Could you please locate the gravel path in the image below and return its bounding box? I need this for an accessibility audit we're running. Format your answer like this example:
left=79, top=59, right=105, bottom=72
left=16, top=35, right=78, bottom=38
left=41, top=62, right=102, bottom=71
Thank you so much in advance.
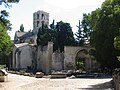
left=0, top=73, right=114, bottom=90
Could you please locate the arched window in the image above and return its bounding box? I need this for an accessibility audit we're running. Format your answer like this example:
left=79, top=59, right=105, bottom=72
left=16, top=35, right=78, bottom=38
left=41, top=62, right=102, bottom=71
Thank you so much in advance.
left=41, top=13, right=44, bottom=19
left=37, top=14, right=39, bottom=19
left=37, top=21, right=39, bottom=27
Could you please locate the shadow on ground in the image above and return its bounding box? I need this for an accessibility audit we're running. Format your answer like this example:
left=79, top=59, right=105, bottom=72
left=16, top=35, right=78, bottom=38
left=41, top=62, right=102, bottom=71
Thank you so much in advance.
left=78, top=80, right=114, bottom=90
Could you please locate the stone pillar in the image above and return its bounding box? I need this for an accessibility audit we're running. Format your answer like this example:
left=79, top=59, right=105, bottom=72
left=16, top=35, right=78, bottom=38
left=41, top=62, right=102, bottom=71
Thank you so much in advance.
left=46, top=42, right=53, bottom=74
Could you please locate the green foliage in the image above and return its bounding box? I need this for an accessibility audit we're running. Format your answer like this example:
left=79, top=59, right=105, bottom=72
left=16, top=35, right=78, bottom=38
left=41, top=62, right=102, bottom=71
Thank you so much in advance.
left=37, top=24, right=53, bottom=46
left=90, top=0, right=120, bottom=69
left=0, top=65, right=6, bottom=69
left=19, top=24, right=24, bottom=32
left=0, top=0, right=19, bottom=30
left=0, top=10, right=11, bottom=30
left=53, top=21, right=76, bottom=52
left=0, top=0, right=19, bottom=65
left=76, top=14, right=92, bottom=45
left=75, top=20, right=84, bottom=45
left=114, top=36, right=120, bottom=50
left=0, top=23, right=13, bottom=64
left=117, top=56, right=120, bottom=62
left=81, top=14, right=92, bottom=42
left=76, top=58, right=85, bottom=69
left=37, top=20, right=76, bottom=52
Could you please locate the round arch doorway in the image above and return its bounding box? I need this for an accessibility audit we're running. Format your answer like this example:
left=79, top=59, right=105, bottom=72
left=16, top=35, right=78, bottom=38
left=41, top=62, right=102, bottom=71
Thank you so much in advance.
left=75, top=49, right=88, bottom=70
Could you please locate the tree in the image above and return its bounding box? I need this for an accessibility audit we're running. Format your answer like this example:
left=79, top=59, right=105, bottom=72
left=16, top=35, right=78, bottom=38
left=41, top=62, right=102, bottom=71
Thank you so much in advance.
left=50, top=19, right=55, bottom=30
left=90, top=0, right=120, bottom=69
left=75, top=20, right=84, bottom=46
left=54, top=21, right=76, bottom=52
left=0, top=0, right=19, bottom=4
left=76, top=14, right=92, bottom=46
left=37, top=20, right=76, bottom=52
left=0, top=0, right=19, bottom=30
left=0, top=0, right=19, bottom=65
left=0, top=23, right=13, bottom=64
left=81, top=14, right=92, bottom=43
left=0, top=10, right=11, bottom=30
left=114, top=37, right=120, bottom=49
left=19, top=24, right=24, bottom=32
left=114, top=29, right=120, bottom=61
left=37, top=23, right=53, bottom=46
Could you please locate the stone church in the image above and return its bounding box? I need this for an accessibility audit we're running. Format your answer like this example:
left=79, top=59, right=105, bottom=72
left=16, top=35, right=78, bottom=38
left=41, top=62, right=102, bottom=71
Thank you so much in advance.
left=11, top=10, right=99, bottom=74
left=14, top=10, right=49, bottom=44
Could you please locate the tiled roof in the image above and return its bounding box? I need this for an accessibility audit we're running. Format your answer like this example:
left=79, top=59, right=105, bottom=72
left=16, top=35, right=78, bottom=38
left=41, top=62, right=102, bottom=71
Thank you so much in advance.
left=15, top=31, right=34, bottom=39
left=21, top=32, right=34, bottom=39
left=15, top=31, right=27, bottom=38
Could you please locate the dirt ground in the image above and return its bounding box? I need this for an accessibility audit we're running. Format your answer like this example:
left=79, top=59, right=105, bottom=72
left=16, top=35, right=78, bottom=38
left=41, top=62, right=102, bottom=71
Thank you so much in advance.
left=0, top=73, right=114, bottom=90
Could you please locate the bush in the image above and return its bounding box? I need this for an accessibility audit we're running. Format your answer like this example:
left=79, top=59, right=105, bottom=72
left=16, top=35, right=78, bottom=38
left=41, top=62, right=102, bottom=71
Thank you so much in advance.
left=0, top=65, right=6, bottom=69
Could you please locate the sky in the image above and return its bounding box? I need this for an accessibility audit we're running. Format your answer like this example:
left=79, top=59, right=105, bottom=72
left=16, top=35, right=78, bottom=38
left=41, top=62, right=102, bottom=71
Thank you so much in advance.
left=4, top=0, right=105, bottom=40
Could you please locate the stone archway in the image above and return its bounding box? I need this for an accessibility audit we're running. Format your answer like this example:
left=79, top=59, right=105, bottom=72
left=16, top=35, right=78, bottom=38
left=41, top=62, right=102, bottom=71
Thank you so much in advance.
left=75, top=49, right=88, bottom=70
left=64, top=46, right=95, bottom=71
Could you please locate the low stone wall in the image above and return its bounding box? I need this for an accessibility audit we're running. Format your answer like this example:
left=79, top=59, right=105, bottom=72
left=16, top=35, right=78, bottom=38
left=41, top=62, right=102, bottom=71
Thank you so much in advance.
left=0, top=69, right=8, bottom=82
left=50, top=71, right=67, bottom=78
left=112, top=68, right=120, bottom=90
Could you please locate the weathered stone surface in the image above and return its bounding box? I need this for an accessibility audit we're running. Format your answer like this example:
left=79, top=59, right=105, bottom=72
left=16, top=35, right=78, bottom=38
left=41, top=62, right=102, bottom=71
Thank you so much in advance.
left=66, top=70, right=74, bottom=76
left=0, top=69, right=8, bottom=82
left=29, top=73, right=35, bottom=77
left=36, top=42, right=53, bottom=74
left=112, top=68, right=120, bottom=90
left=12, top=43, right=36, bottom=70
left=24, top=73, right=30, bottom=76
left=35, top=72, right=44, bottom=78
left=64, top=46, right=99, bottom=71
left=51, top=71, right=67, bottom=78
left=33, top=10, right=49, bottom=34
left=50, top=74, right=66, bottom=78
left=12, top=42, right=99, bottom=75
left=52, top=52, right=64, bottom=71
left=68, top=75, right=76, bottom=79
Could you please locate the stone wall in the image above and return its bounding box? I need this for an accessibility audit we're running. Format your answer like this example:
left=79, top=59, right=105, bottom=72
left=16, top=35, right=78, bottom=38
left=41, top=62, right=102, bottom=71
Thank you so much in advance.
left=36, top=45, right=47, bottom=73
left=52, top=52, right=64, bottom=71
left=12, top=43, right=36, bottom=70
left=36, top=42, right=53, bottom=74
left=64, top=46, right=99, bottom=71
left=64, top=46, right=90, bottom=70
left=12, top=42, right=99, bottom=74
left=19, top=45, right=35, bottom=69
left=64, top=46, right=79, bottom=70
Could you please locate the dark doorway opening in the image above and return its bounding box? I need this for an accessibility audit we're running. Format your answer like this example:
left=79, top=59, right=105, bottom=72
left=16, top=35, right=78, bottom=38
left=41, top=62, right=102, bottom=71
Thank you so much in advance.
left=76, top=57, right=85, bottom=70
